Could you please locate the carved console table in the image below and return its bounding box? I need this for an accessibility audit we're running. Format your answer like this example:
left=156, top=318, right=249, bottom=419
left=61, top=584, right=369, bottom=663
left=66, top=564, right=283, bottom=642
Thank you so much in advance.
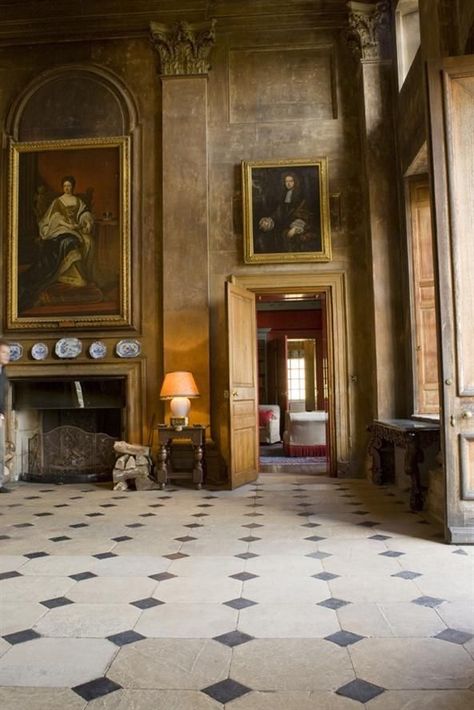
left=154, top=424, right=205, bottom=489
left=367, top=419, right=440, bottom=511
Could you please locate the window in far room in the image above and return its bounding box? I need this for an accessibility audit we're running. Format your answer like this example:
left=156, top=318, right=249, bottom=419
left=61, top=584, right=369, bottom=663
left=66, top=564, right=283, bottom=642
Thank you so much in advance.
left=395, top=0, right=420, bottom=87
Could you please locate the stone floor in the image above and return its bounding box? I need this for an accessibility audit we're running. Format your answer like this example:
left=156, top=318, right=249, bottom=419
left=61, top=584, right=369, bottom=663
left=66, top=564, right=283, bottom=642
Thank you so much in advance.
left=0, top=473, right=473, bottom=709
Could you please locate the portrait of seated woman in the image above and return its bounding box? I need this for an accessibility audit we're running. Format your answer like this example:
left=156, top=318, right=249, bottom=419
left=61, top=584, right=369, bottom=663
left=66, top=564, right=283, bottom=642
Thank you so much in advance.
left=18, top=175, right=103, bottom=313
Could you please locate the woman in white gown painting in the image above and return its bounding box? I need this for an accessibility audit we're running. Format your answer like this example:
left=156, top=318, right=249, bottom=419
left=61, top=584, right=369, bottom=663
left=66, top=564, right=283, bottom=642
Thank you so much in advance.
left=19, top=176, right=101, bottom=312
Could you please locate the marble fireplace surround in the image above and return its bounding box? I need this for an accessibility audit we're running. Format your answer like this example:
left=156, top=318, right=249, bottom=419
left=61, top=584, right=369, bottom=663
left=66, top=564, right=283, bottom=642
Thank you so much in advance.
left=6, top=361, right=145, bottom=482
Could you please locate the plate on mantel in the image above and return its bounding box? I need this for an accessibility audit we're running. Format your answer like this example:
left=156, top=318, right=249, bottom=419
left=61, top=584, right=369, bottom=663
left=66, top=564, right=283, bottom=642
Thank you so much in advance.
left=89, top=341, right=107, bottom=359
left=31, top=343, right=48, bottom=361
left=116, top=339, right=141, bottom=358
left=9, top=343, right=23, bottom=361
left=55, top=337, right=82, bottom=359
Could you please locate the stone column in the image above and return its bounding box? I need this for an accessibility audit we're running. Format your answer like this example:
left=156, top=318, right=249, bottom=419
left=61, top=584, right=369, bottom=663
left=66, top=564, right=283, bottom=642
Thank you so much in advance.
left=150, top=20, right=216, bottom=426
left=346, top=1, right=403, bottom=418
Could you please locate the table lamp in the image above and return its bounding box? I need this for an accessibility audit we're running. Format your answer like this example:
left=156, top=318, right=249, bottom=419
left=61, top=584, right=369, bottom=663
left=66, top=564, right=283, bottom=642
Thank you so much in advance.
left=160, top=371, right=200, bottom=430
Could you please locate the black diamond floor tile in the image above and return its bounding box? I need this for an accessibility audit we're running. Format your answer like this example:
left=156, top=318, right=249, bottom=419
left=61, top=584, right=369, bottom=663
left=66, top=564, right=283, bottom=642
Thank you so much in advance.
left=213, top=630, right=254, bottom=647
left=357, top=521, right=380, bottom=528
left=93, top=552, right=117, bottom=560
left=312, top=571, right=339, bottom=581
left=126, top=523, right=145, bottom=528
left=69, top=571, right=97, bottom=582
left=148, top=504, right=164, bottom=508
left=149, top=572, right=177, bottom=582
left=40, top=596, right=74, bottom=609
left=301, top=523, right=321, bottom=528
left=306, top=551, right=332, bottom=560
left=34, top=512, right=53, bottom=517
left=230, top=571, right=259, bottom=581
left=379, top=550, right=405, bottom=557
left=49, top=536, right=71, bottom=542
left=131, top=597, right=165, bottom=609
left=164, top=552, right=189, bottom=560
left=318, top=597, right=351, bottom=610
left=235, top=552, right=259, bottom=560
left=70, top=523, right=89, bottom=529
left=100, top=504, right=117, bottom=508
left=72, top=677, right=122, bottom=701
left=0, top=535, right=11, bottom=540
left=175, top=536, right=197, bottom=542
left=242, top=523, right=264, bottom=529
left=453, top=548, right=468, bottom=556
left=304, top=535, right=326, bottom=542
left=24, top=551, right=49, bottom=559
left=434, top=628, right=473, bottom=644
left=185, top=523, right=203, bottom=528
left=0, top=570, right=22, bottom=580
left=139, top=513, right=156, bottom=517
left=391, top=571, right=422, bottom=580
left=14, top=523, right=34, bottom=528
left=369, top=534, right=392, bottom=540
left=239, top=536, right=261, bottom=542
left=223, top=597, right=258, bottom=610
left=336, top=678, right=385, bottom=703
left=412, top=595, right=446, bottom=608
left=107, top=630, right=146, bottom=646
left=201, top=678, right=251, bottom=704
left=112, top=535, right=133, bottom=542
left=325, top=630, right=364, bottom=647
left=3, top=628, right=41, bottom=645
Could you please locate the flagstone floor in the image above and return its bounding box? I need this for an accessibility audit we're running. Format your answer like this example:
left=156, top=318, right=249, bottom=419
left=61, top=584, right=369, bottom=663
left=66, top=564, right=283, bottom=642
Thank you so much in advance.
left=0, top=474, right=473, bottom=709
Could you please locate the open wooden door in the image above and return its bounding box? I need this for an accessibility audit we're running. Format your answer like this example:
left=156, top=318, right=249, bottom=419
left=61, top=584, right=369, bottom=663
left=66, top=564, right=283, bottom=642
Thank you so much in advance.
left=427, top=55, right=474, bottom=543
left=226, top=281, right=258, bottom=488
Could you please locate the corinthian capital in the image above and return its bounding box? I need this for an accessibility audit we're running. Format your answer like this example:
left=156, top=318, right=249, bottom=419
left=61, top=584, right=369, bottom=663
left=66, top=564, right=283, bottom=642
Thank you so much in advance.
left=346, top=1, right=391, bottom=61
left=150, top=19, right=216, bottom=76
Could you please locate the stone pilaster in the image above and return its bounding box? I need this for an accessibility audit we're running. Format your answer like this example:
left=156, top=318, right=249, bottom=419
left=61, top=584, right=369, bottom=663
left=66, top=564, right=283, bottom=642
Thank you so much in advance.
left=151, top=20, right=216, bottom=427
left=346, top=2, right=404, bottom=419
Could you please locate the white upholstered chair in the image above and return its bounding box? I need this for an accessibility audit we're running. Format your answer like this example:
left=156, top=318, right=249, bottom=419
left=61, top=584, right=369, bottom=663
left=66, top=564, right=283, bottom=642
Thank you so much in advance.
left=283, top=410, right=328, bottom=456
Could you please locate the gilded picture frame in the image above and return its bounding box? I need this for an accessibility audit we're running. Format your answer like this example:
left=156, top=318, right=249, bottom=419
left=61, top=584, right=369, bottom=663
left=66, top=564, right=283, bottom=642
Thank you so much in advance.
left=7, top=136, right=131, bottom=329
left=242, top=158, right=331, bottom=264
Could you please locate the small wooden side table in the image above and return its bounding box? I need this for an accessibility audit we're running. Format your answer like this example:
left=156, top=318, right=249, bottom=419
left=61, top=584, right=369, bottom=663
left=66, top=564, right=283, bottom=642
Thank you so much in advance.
left=154, top=424, right=205, bottom=489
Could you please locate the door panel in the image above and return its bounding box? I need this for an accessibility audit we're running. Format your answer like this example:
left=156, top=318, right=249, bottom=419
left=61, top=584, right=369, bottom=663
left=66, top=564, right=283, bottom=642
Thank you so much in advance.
left=427, top=55, right=474, bottom=542
left=227, top=281, right=258, bottom=487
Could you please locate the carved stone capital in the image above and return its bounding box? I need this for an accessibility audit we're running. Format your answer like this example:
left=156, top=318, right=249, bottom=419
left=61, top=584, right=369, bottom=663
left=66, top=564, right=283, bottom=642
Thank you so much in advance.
left=150, top=19, right=216, bottom=76
left=346, top=1, right=391, bottom=61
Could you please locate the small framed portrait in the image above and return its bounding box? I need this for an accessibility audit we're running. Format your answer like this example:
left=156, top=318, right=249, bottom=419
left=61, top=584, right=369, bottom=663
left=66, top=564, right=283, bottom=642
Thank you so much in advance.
left=242, top=158, right=331, bottom=264
left=7, top=136, right=131, bottom=329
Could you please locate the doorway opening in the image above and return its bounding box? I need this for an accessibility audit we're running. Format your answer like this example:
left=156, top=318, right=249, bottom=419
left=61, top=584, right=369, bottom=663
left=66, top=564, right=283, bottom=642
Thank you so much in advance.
left=256, top=291, right=330, bottom=474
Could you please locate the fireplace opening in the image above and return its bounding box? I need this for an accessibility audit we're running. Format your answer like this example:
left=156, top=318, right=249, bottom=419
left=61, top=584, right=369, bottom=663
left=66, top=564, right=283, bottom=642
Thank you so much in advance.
left=11, top=376, right=125, bottom=483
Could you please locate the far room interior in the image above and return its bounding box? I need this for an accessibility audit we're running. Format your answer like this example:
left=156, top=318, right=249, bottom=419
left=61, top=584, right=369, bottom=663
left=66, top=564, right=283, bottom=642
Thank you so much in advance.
left=256, top=291, right=330, bottom=475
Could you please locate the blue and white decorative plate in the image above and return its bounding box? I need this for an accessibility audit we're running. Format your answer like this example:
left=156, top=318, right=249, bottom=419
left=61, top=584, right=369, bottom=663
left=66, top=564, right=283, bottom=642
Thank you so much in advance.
left=55, top=337, right=82, bottom=359
left=31, top=343, right=48, bottom=361
left=116, top=339, right=141, bottom=358
left=89, top=341, right=107, bottom=359
left=9, top=343, right=23, bottom=361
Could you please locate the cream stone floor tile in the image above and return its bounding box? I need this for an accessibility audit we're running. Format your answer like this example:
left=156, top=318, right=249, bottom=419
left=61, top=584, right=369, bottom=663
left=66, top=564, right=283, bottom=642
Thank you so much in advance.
left=238, top=602, right=340, bottom=638
left=231, top=690, right=360, bottom=709
left=0, top=602, right=48, bottom=636
left=88, top=689, right=222, bottom=709
left=167, top=555, right=244, bottom=577
left=376, top=602, right=447, bottom=637
left=92, top=555, right=170, bottom=577
left=437, top=601, right=474, bottom=634
left=336, top=603, right=394, bottom=637
left=20, top=554, right=97, bottom=576
left=134, top=602, right=238, bottom=638
left=173, top=540, right=249, bottom=556
left=349, top=638, right=474, bottom=689
left=155, top=575, right=242, bottom=603
left=0, top=639, right=10, bottom=659
left=0, top=687, right=87, bottom=710
left=328, top=574, right=420, bottom=603
left=249, top=539, right=323, bottom=556
left=0, top=574, right=75, bottom=602
left=368, top=689, right=474, bottom=709
left=35, top=603, right=141, bottom=637
left=412, top=571, right=474, bottom=601
left=107, top=638, right=231, bottom=690
left=0, top=638, right=117, bottom=687
left=245, top=553, right=323, bottom=577
left=110, top=540, right=183, bottom=556
left=242, top=575, right=329, bottom=603
left=67, top=576, right=158, bottom=603
left=0, top=556, right=28, bottom=573
left=231, top=639, right=354, bottom=690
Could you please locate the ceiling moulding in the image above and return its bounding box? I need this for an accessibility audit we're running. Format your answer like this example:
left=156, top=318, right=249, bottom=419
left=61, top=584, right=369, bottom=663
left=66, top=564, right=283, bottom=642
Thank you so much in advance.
left=0, top=0, right=350, bottom=46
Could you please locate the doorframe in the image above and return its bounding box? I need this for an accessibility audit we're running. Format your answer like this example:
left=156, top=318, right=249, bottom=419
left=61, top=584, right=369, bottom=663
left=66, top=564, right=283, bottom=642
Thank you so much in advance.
left=232, top=272, right=351, bottom=476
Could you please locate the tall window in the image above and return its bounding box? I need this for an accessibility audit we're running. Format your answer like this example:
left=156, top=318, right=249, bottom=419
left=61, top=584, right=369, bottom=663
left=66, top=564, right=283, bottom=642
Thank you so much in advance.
left=395, top=0, right=420, bottom=87
left=287, top=344, right=305, bottom=401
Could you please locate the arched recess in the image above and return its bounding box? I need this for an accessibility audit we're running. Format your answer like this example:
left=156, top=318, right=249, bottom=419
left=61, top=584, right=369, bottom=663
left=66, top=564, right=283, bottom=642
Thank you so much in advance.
left=5, top=64, right=138, bottom=141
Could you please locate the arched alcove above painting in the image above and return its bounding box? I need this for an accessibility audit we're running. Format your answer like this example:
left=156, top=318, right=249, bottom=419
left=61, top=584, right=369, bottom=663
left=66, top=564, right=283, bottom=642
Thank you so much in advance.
left=8, top=65, right=137, bottom=142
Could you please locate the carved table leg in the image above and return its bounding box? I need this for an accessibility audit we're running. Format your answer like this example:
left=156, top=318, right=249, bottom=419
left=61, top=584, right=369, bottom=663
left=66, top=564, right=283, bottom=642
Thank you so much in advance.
left=193, top=443, right=203, bottom=490
left=157, top=443, right=169, bottom=489
left=368, top=431, right=384, bottom=485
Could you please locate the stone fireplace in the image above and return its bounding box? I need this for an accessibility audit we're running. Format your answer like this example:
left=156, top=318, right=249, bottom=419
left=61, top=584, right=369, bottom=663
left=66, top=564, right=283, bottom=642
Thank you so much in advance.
left=7, top=361, right=145, bottom=483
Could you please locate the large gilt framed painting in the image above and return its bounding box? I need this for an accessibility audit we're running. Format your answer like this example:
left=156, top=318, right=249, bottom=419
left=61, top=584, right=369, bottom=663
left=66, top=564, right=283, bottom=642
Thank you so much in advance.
left=242, top=158, right=331, bottom=264
left=7, top=137, right=131, bottom=329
